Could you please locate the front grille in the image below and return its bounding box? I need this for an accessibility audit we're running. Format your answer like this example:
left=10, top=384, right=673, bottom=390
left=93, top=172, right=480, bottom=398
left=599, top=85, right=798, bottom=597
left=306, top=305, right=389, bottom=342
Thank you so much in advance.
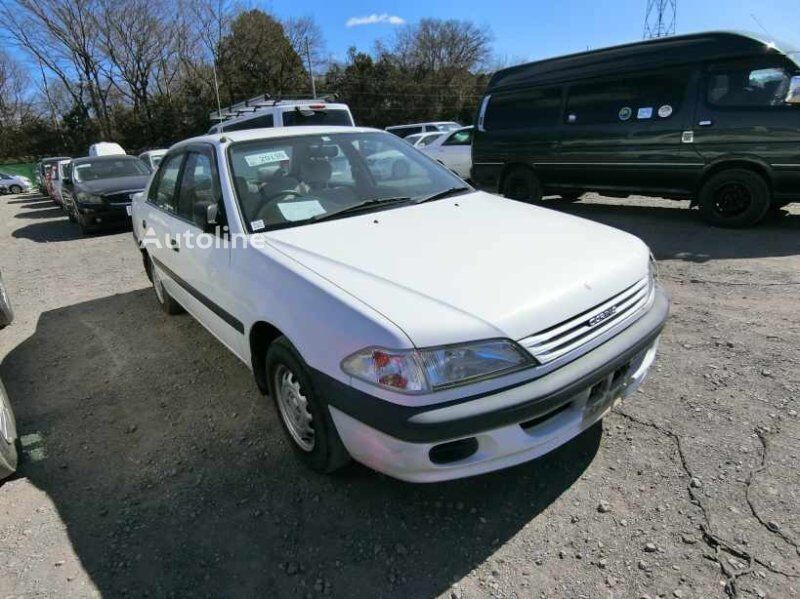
left=520, top=277, right=652, bottom=364
left=102, top=190, right=140, bottom=205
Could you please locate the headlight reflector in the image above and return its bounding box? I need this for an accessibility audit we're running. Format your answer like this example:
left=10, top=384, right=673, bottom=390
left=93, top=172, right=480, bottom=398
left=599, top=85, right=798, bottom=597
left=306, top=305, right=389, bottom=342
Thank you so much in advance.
left=342, top=339, right=533, bottom=394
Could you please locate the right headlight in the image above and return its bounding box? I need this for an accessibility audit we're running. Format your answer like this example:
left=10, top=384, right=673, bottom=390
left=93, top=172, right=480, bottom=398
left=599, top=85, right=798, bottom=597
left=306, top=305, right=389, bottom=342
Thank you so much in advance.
left=342, top=339, right=535, bottom=394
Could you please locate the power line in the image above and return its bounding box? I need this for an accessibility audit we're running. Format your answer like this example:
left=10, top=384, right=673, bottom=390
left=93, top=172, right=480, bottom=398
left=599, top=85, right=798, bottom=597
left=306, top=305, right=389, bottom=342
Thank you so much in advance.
left=643, top=0, right=677, bottom=39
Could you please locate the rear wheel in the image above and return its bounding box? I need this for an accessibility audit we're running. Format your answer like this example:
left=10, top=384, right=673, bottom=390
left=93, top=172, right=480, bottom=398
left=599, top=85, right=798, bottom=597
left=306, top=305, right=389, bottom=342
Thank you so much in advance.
left=266, top=336, right=350, bottom=474
left=149, top=255, right=184, bottom=315
left=0, top=378, right=18, bottom=481
left=698, top=169, right=771, bottom=228
left=502, top=166, right=542, bottom=202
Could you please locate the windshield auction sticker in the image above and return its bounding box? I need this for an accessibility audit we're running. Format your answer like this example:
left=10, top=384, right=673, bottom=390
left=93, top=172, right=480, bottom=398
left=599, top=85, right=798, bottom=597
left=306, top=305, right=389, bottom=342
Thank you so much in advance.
left=244, top=150, right=290, bottom=167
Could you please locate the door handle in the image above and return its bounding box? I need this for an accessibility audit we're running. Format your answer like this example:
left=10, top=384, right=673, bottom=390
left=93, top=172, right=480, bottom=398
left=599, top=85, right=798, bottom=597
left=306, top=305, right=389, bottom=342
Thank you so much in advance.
left=169, top=236, right=180, bottom=252
left=698, top=120, right=713, bottom=127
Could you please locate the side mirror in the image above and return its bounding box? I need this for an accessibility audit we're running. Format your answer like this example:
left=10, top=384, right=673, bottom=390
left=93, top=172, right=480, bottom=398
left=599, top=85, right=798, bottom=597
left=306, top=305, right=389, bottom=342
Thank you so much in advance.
left=786, top=76, right=800, bottom=105
left=193, top=201, right=219, bottom=233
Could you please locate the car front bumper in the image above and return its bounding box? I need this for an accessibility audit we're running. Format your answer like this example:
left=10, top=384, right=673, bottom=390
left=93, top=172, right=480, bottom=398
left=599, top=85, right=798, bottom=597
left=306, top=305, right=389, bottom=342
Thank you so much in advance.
left=77, top=203, right=132, bottom=229
left=319, top=286, right=669, bottom=483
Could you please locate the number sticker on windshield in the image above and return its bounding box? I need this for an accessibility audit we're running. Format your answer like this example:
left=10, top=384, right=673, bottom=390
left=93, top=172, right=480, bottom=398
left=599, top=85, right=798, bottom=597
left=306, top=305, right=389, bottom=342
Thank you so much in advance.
left=244, top=150, right=290, bottom=167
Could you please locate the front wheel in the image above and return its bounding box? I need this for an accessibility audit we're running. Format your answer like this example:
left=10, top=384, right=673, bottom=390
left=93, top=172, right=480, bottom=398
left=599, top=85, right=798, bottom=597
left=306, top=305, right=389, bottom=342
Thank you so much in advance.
left=149, top=255, right=184, bottom=315
left=266, top=337, right=350, bottom=474
left=502, top=166, right=542, bottom=202
left=0, top=378, right=19, bottom=481
left=8, top=185, right=22, bottom=195
left=697, top=169, right=771, bottom=228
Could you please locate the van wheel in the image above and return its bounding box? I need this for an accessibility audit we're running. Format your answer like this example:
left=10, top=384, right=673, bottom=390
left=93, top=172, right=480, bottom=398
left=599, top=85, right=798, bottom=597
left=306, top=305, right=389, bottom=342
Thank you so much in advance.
left=502, top=167, right=542, bottom=202
left=266, top=336, right=350, bottom=474
left=698, top=170, right=770, bottom=228
left=149, top=256, right=184, bottom=315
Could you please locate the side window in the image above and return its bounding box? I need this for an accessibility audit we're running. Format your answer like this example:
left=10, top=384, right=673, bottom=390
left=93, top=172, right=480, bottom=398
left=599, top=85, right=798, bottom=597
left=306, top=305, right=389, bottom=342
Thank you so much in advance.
left=176, top=151, right=219, bottom=222
left=485, top=87, right=562, bottom=130
left=443, top=129, right=473, bottom=146
left=707, top=61, right=792, bottom=108
left=225, top=113, right=274, bottom=131
left=566, top=68, right=690, bottom=125
left=148, top=153, right=183, bottom=212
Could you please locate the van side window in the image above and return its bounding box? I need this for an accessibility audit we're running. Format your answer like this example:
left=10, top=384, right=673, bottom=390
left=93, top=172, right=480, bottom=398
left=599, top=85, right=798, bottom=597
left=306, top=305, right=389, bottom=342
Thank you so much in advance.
left=566, top=69, right=690, bottom=125
left=707, top=62, right=792, bottom=108
left=484, top=88, right=562, bottom=130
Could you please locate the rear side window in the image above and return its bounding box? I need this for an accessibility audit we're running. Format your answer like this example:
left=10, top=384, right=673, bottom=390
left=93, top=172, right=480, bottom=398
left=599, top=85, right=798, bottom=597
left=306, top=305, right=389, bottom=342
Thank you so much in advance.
left=484, top=87, right=562, bottom=130
left=225, top=114, right=274, bottom=131
left=281, top=109, right=352, bottom=127
left=707, top=61, right=793, bottom=108
left=566, top=68, right=690, bottom=125
left=148, top=153, right=183, bottom=212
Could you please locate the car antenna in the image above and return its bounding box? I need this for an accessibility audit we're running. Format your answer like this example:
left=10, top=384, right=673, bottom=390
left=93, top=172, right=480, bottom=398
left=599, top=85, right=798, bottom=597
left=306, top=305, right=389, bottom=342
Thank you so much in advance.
left=212, top=61, right=224, bottom=134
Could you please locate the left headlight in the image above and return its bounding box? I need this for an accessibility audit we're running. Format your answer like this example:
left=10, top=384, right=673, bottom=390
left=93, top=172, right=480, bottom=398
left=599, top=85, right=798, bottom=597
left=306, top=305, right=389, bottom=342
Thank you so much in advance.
left=76, top=192, right=104, bottom=205
left=341, top=339, right=535, bottom=394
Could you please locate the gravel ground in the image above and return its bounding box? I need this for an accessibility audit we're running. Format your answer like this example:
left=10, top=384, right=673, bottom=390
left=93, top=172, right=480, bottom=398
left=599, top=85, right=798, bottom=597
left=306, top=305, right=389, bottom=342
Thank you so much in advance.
left=0, top=191, right=798, bottom=599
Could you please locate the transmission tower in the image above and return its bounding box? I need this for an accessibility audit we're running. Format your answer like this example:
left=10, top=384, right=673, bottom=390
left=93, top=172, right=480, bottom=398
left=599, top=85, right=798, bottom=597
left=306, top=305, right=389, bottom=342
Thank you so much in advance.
left=643, top=0, right=676, bottom=39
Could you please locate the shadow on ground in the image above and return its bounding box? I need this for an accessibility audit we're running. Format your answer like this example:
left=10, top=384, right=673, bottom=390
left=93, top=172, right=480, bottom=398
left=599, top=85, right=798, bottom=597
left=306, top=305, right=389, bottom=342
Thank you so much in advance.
left=545, top=197, right=800, bottom=262
left=1, top=289, right=600, bottom=597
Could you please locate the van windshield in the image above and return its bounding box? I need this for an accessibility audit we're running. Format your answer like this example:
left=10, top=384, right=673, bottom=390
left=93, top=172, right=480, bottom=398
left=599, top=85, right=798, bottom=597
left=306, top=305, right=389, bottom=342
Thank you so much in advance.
left=281, top=109, right=352, bottom=127
left=73, top=158, right=149, bottom=182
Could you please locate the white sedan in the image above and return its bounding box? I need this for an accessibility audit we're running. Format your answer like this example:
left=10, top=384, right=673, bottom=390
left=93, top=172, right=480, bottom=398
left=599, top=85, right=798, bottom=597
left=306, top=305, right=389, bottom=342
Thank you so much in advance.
left=419, top=126, right=473, bottom=180
left=132, top=125, right=667, bottom=482
left=0, top=172, right=32, bottom=194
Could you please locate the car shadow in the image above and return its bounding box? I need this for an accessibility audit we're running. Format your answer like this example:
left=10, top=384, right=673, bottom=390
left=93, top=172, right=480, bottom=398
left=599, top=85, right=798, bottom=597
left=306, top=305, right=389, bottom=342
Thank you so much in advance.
left=14, top=207, right=66, bottom=220
left=1, top=289, right=601, bottom=597
left=11, top=220, right=85, bottom=243
left=6, top=198, right=54, bottom=207
left=544, top=198, right=800, bottom=262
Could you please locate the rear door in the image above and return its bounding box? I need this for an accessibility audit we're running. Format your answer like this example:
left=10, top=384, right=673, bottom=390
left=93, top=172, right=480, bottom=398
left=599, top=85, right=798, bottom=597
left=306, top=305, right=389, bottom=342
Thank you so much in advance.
left=555, top=67, right=699, bottom=194
left=432, top=129, right=473, bottom=178
left=694, top=57, right=800, bottom=199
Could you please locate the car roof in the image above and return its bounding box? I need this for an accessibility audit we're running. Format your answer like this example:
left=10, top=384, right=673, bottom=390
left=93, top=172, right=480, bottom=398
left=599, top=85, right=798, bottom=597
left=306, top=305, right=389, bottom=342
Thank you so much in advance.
left=210, top=103, right=351, bottom=128
left=171, top=126, right=385, bottom=151
left=488, top=31, right=800, bottom=91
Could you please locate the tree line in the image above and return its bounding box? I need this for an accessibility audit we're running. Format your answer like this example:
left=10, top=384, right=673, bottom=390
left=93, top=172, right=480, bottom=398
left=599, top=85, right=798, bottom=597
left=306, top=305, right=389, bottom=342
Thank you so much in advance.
left=0, top=0, right=496, bottom=161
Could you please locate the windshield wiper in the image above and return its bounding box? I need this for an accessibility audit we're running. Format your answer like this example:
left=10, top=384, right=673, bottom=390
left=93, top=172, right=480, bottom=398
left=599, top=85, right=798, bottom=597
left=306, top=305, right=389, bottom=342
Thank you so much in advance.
left=413, top=186, right=470, bottom=205
left=309, top=196, right=412, bottom=223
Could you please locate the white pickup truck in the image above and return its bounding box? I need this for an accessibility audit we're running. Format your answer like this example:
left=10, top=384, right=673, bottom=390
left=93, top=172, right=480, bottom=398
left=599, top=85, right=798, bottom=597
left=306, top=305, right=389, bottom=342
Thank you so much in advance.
left=132, top=126, right=668, bottom=483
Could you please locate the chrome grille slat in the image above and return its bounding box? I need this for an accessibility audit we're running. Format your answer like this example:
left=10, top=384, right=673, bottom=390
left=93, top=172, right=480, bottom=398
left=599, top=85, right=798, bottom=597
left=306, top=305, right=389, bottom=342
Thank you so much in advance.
left=521, top=277, right=652, bottom=364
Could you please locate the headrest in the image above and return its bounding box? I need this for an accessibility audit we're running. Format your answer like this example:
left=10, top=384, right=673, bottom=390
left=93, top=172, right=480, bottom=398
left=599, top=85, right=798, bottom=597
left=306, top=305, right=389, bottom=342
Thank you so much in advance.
left=300, top=159, right=332, bottom=185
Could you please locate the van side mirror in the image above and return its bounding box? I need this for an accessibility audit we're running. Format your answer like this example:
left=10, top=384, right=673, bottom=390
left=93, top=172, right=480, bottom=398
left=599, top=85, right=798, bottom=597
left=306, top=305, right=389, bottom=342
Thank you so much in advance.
left=193, top=201, right=219, bottom=233
left=786, top=76, right=800, bottom=105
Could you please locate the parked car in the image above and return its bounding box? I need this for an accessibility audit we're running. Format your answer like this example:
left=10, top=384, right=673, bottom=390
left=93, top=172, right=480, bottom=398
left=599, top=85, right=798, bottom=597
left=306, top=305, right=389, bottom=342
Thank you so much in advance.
left=138, top=149, right=167, bottom=170
left=37, top=157, right=70, bottom=195
left=207, top=96, right=355, bottom=134
left=404, top=132, right=445, bottom=148
left=420, top=126, right=474, bottom=179
left=385, top=121, right=462, bottom=138
left=50, top=159, right=72, bottom=207
left=89, top=142, right=126, bottom=156
left=44, top=164, right=57, bottom=203
left=0, top=270, right=18, bottom=481
left=472, top=31, right=800, bottom=228
left=132, top=126, right=668, bottom=483
left=0, top=171, right=32, bottom=194
left=62, top=155, right=151, bottom=234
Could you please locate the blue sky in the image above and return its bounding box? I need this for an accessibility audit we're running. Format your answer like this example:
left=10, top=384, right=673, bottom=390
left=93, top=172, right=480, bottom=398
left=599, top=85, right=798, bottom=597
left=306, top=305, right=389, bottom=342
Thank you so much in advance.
left=261, top=0, right=800, bottom=64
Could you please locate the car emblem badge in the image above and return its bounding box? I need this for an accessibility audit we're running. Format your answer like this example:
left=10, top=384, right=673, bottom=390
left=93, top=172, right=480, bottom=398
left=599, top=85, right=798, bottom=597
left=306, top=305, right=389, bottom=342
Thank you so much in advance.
left=587, top=306, right=617, bottom=327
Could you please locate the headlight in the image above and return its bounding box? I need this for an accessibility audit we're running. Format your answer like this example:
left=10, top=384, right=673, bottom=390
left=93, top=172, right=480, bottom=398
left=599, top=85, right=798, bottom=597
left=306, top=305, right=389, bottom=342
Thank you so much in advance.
left=341, top=339, right=534, bottom=394
left=76, top=192, right=104, bottom=205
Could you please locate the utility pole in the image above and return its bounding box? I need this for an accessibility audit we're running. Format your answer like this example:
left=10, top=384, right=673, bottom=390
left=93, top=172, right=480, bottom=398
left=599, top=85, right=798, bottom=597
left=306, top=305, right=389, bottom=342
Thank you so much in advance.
left=643, top=0, right=677, bottom=39
left=305, top=38, right=316, bottom=99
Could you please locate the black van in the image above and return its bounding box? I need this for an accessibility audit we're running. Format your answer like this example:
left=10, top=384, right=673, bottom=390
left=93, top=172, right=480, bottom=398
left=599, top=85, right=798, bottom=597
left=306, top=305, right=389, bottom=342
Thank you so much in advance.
left=471, top=31, right=800, bottom=227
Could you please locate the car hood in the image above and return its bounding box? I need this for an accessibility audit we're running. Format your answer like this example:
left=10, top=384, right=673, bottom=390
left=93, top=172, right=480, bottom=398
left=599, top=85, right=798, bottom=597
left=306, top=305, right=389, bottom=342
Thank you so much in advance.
left=76, top=175, right=149, bottom=195
left=264, top=191, right=651, bottom=347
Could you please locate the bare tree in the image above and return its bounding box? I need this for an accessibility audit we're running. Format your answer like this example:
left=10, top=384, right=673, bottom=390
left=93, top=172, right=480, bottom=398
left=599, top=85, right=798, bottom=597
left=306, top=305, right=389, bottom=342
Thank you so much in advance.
left=284, top=16, right=327, bottom=73
left=394, top=19, right=492, bottom=75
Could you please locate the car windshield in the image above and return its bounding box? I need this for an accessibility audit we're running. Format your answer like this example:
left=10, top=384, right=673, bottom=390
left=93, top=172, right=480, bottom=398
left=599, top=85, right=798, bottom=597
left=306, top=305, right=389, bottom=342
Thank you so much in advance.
left=229, top=131, right=467, bottom=232
left=281, top=108, right=352, bottom=127
left=73, top=158, right=150, bottom=182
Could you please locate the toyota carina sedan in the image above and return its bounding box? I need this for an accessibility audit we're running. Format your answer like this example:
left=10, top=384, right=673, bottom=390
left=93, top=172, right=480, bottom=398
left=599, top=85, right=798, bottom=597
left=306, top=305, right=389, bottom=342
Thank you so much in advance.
left=132, top=126, right=668, bottom=482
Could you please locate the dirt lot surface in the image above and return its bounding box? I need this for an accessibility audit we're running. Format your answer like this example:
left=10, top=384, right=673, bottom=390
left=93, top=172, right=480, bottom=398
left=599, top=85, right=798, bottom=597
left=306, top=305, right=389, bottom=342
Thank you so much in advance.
left=0, top=191, right=798, bottom=599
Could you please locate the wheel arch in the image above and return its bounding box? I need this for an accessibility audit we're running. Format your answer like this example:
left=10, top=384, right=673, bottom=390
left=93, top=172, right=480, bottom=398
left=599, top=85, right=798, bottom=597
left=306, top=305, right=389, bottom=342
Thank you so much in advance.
left=249, top=321, right=287, bottom=394
left=498, top=161, right=536, bottom=193
left=695, top=158, right=773, bottom=204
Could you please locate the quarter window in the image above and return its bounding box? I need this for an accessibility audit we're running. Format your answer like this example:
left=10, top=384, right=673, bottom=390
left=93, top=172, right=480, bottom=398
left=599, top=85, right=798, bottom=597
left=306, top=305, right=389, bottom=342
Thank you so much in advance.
left=484, top=87, right=562, bottom=130
left=707, top=62, right=793, bottom=108
left=148, top=153, right=183, bottom=212
left=566, top=69, right=690, bottom=125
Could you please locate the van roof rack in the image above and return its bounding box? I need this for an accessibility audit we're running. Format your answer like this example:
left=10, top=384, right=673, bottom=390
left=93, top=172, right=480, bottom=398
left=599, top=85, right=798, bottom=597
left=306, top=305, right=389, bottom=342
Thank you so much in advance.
left=209, top=92, right=339, bottom=122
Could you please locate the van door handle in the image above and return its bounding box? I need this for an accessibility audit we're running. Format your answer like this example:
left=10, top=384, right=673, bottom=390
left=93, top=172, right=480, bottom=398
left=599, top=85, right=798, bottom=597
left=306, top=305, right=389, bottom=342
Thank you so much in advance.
left=698, top=120, right=713, bottom=127
left=168, top=236, right=180, bottom=252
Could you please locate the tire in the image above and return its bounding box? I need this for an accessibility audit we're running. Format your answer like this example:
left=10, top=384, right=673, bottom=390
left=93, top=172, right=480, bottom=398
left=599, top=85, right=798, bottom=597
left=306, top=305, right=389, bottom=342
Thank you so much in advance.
left=266, top=336, right=350, bottom=474
left=0, top=378, right=19, bottom=481
left=502, top=166, right=542, bottom=202
left=149, top=255, right=184, bottom=315
left=8, top=185, right=22, bottom=195
left=697, top=169, right=771, bottom=228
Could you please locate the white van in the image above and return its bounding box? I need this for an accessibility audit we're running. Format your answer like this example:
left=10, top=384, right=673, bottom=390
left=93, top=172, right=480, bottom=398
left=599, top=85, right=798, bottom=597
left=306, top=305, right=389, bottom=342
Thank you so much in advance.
left=89, top=142, right=126, bottom=157
left=208, top=97, right=355, bottom=134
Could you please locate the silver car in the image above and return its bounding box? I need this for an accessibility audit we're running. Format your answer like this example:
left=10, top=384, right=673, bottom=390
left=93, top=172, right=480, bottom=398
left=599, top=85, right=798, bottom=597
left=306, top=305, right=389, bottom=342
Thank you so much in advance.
left=0, top=271, right=18, bottom=480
